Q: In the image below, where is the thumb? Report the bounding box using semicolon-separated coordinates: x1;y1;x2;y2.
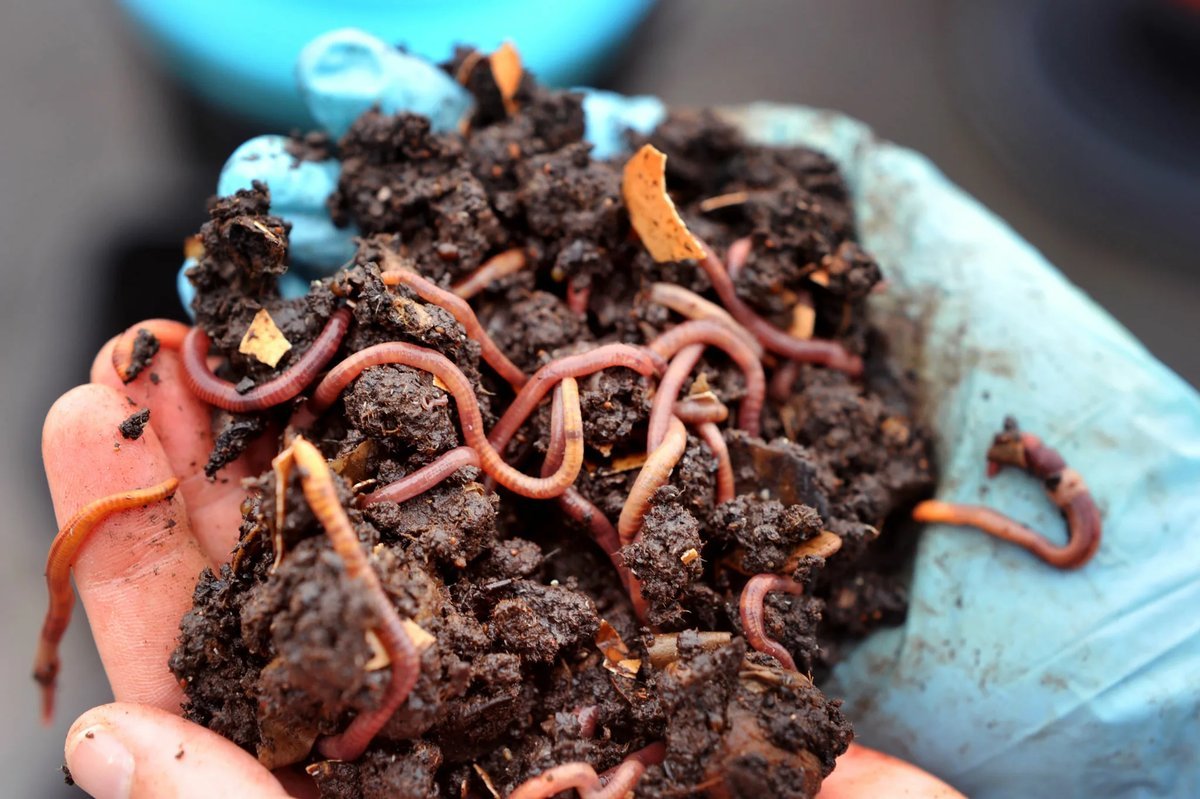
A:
64;703;291;799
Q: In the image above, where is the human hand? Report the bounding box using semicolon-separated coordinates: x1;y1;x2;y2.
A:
42;344;296;797
186;28;1200;797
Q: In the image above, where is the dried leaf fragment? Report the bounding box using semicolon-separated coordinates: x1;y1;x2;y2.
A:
473;764;502;799
789;295;816;340
490;41;523;116
596;620;641;677
239;309;292;368
622;144;705;263
183;234;205;260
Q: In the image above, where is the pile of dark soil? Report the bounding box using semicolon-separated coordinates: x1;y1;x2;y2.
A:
169;47;934;798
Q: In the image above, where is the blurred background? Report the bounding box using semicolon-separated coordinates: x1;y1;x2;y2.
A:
2;1;1196;794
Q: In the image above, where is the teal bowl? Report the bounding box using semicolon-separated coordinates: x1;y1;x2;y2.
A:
117;0;657;129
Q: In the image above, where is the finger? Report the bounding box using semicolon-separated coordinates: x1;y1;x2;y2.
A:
819;744;965;798
92;336;258;564
65;703;291;799
43;384;207;711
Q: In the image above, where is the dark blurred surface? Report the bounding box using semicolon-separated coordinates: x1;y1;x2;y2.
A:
2;1;1196;795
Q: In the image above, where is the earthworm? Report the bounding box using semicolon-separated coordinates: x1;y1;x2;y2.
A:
575;704;600;738
673;396;729;425
380;267;527;387
619;415;688;547
544;388;647;620
181;307;352;413
697;422;735;505
541;385;616;551
739;573;806;671
289;438;420;761
488;344;667;459
724;531;844;576
699;240;863;376
912;419;1101;569
34;477;180;724
450;247;527;299
361;446;482;506
508;743;663;799
769;360;801;403
566;276;591;318
111;319;191;383
647;319;765;434
646;282;763;358
310;342;584;499
648;344;704;451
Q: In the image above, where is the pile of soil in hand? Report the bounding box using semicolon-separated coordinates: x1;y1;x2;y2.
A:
169;46;935;799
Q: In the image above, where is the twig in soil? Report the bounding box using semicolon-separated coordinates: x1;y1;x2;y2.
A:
646;282;763;359
449;248;528;299
647;319;766;434
697;240;863;376
360;446;482;506
646;632;733;668
619;415;689;548
310;341;584;499
111;319;191;383
912;418;1101;569
34;477;180;723
380;265;528;387
739;573;808;671
182;307;352;412
288;437;420;762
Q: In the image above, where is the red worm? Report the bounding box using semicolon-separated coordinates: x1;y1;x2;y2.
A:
545;388;647;621
673;396;729;425
111;319;191;383
450;248;527;299
360;446;481;506
648;344;704;451
646;282;764;359
34;478;180;724
310;342;584;499
698;422;735;505
912;420;1101;569
699;240;863;376
181;307;352;413
619;415;688;547
647;319;765;434
567;276;591;318
488;344;667;459
380;268;527;387
769;360;801;403
508;746;659;799
288;438;420;761
739;574;806;671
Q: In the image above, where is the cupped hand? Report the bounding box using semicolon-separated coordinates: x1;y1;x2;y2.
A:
43;341;295;798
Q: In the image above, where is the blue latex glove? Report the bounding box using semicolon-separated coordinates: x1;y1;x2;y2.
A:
180;31;1200;798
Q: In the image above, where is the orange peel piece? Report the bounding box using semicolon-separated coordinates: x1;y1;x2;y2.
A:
622;144;705;263
490;41;523;116
239;308;292;368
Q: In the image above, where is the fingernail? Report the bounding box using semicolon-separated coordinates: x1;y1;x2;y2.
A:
66;724;134;799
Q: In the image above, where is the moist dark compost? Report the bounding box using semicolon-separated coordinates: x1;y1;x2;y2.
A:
163;47;936;798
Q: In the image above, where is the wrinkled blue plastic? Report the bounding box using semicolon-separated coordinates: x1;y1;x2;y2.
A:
178;39;1200;798
117;0;656;129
